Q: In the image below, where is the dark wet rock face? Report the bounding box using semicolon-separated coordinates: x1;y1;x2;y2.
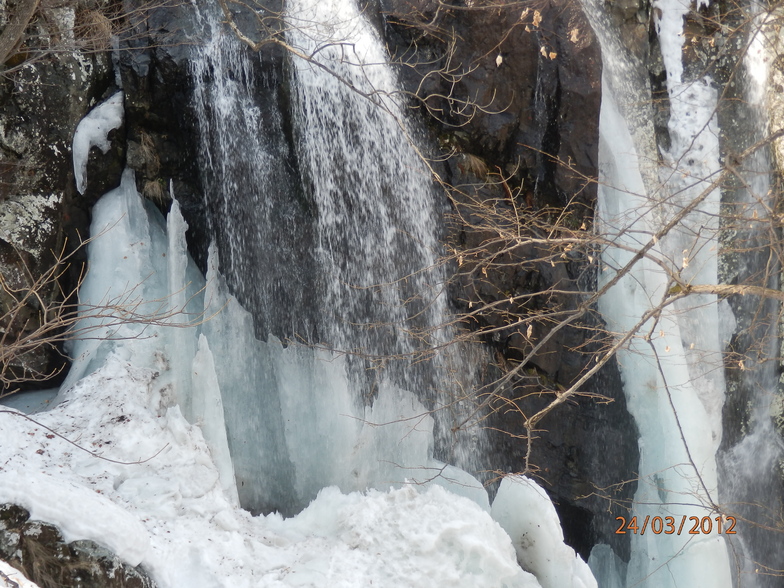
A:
115;0;206;261
0;503;156;588
382;0;601;208
379;0;604;391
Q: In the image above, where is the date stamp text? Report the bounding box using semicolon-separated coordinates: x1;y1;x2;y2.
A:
615;515;736;535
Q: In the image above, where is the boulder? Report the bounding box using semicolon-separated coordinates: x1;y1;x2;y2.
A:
0;503;156;588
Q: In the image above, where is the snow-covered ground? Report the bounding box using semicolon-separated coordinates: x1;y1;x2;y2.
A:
0;353;594;588
0;560;40;588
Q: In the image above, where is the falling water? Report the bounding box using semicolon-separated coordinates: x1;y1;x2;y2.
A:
188;0;486;514
285;0;450;385
190;8;315;340
284;0;487;469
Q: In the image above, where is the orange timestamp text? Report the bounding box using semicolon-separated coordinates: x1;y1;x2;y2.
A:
615;515;737;535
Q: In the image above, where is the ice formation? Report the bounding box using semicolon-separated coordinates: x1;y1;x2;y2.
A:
492;477;598;588
72;91;124;194
595;73;731;588
0;354;539;588
584;0;733;584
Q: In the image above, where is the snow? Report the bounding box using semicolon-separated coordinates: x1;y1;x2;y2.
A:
492;477;597;588
0;355;538;588
72;91;124;194
0;469;149;565
0;560;40;588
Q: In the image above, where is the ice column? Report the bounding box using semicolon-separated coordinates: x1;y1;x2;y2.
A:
61;169;237;502
72;92;124;194
591;0;733;580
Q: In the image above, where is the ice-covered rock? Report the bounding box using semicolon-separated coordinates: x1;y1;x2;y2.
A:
0;471;149;566
0;559;41;588
72;91;124;194
0;503;155;588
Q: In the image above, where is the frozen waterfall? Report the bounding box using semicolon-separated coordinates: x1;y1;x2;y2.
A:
40;0;607;585
189;0;488;515
582;0;784;585
15;0;782;585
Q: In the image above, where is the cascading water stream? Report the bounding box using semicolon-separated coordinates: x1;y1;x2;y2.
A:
285;0;443;361
188;0;487;515
284;0;487;473
190;6;314;341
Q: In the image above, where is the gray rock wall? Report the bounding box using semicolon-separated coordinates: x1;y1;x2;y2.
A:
1;0;117;387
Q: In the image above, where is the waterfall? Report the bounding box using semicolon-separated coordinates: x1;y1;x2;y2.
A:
284;0;486;473
29;0;784;583
189;0;487;515
189;6;313;340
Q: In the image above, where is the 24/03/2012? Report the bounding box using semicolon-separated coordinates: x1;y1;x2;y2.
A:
615;515;737;535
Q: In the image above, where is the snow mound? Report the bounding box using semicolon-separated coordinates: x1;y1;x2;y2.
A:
0;560;40;588
0;470;149;566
